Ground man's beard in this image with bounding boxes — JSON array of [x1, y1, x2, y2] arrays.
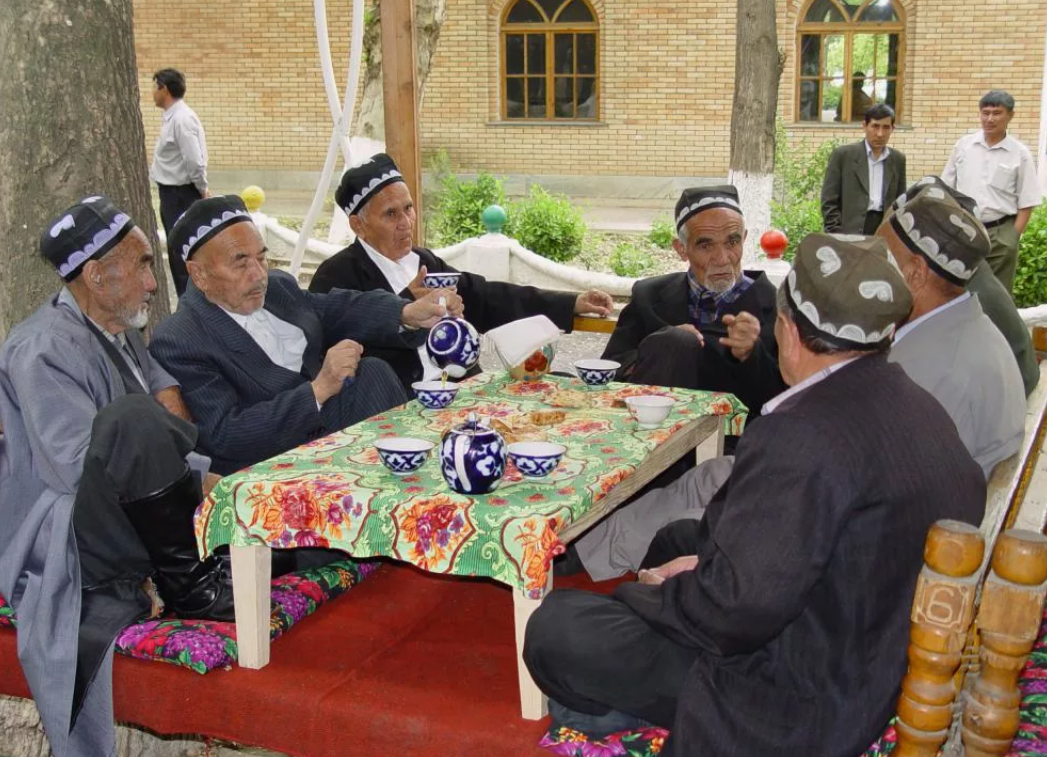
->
[[703, 272, 738, 294], [119, 301, 150, 330]]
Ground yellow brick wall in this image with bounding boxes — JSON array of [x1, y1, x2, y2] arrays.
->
[[132, 0, 1045, 182]]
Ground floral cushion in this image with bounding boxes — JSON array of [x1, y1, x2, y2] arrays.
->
[[0, 560, 379, 675], [536, 717, 901, 756]]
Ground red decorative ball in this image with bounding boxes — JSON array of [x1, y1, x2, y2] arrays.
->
[[760, 229, 789, 259]]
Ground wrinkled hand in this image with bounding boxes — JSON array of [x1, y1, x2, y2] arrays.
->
[[154, 386, 193, 421], [673, 323, 705, 347], [574, 289, 614, 317], [311, 339, 364, 405], [202, 189, 213, 199], [637, 555, 699, 586], [402, 288, 464, 329], [720, 311, 761, 361], [406, 265, 430, 301]]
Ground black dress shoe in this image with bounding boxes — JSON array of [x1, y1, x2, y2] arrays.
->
[[553, 544, 586, 577]]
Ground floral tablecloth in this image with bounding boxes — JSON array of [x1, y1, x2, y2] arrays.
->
[[195, 374, 747, 597]]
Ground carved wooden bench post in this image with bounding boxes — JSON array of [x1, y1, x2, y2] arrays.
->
[[962, 529, 1047, 756], [895, 520, 984, 757]]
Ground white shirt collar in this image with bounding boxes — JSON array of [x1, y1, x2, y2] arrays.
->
[[162, 99, 187, 123], [360, 238, 419, 286], [973, 131, 1015, 151], [893, 292, 971, 344], [865, 140, 890, 164], [762, 356, 863, 416]]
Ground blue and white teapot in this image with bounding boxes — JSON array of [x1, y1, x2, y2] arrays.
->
[[439, 413, 507, 495], [426, 316, 481, 379]]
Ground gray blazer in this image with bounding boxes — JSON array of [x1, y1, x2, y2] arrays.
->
[[889, 293, 1026, 479], [821, 140, 907, 233]]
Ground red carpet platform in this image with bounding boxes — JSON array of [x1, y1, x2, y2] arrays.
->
[[1, 564, 616, 757]]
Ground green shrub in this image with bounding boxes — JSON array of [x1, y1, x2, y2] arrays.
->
[[427, 170, 511, 246], [769, 118, 843, 259], [609, 241, 655, 277], [648, 216, 676, 250], [510, 185, 586, 263], [1013, 202, 1047, 308]]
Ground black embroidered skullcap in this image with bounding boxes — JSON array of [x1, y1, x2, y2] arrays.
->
[[169, 195, 253, 262], [335, 153, 406, 216], [674, 185, 743, 232], [39, 196, 134, 282], [891, 175, 979, 216], [785, 233, 912, 349], [888, 186, 990, 286]]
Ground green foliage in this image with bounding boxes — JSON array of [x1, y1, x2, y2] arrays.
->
[[609, 241, 656, 277], [426, 162, 512, 246], [509, 185, 586, 263], [1013, 203, 1047, 308], [770, 119, 842, 259], [648, 216, 676, 250]]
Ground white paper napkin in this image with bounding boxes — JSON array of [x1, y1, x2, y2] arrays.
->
[[486, 315, 561, 368]]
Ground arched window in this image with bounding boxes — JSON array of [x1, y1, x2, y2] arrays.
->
[[501, 0, 599, 121], [796, 0, 905, 123]]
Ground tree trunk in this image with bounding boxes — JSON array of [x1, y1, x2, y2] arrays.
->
[[728, 0, 782, 266], [0, 0, 170, 341], [353, 0, 447, 141]]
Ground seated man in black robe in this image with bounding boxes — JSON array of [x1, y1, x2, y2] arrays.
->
[[524, 234, 986, 757], [602, 185, 785, 416], [307, 153, 614, 391]]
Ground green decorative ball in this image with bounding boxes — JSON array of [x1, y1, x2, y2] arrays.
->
[[481, 204, 508, 234]]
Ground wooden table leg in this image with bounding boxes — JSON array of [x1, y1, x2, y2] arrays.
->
[[231, 544, 272, 669], [514, 573, 552, 720], [695, 421, 725, 464]]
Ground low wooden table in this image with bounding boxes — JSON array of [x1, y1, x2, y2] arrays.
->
[[195, 373, 746, 719]]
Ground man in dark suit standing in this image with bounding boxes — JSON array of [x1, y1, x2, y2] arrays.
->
[[150, 195, 462, 474], [308, 153, 613, 391], [821, 103, 907, 234]]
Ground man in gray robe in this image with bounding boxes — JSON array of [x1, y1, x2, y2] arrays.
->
[[881, 181, 1026, 479], [0, 197, 216, 757]]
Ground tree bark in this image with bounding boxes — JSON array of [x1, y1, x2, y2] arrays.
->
[[353, 0, 447, 141], [0, 0, 170, 341], [727, 0, 782, 266]]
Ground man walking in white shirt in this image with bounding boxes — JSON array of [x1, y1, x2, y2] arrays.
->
[[943, 90, 1042, 293], [150, 68, 210, 296]]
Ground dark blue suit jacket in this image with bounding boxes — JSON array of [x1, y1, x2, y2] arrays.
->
[[150, 270, 418, 474]]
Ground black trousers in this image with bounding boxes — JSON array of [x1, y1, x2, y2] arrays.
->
[[72, 395, 198, 722], [523, 589, 699, 730], [157, 183, 202, 296]]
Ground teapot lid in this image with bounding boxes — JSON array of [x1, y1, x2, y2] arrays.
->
[[454, 412, 490, 435]]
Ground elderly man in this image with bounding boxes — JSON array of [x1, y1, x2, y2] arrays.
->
[[569, 181, 1026, 582], [524, 234, 985, 757], [879, 181, 1026, 479], [0, 197, 241, 757], [308, 153, 614, 390], [943, 90, 1042, 292], [602, 185, 785, 416], [150, 195, 460, 475], [892, 176, 1039, 396]]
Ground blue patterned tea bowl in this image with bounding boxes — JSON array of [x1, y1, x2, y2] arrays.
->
[[440, 413, 507, 495], [374, 437, 436, 476], [422, 271, 462, 290], [507, 442, 566, 478], [573, 358, 621, 387], [426, 316, 481, 379], [412, 380, 459, 409]]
